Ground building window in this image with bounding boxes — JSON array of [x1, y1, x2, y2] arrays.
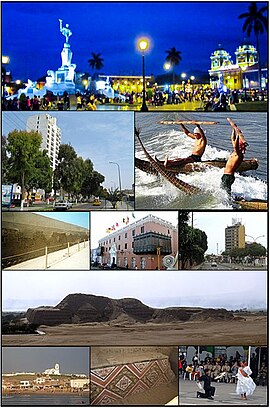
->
[[140, 257, 146, 269], [132, 229, 135, 236], [141, 226, 144, 233], [131, 257, 136, 269], [114, 238, 115, 242], [118, 235, 121, 240], [125, 243, 127, 249], [132, 242, 134, 248], [125, 233, 127, 238], [118, 245, 121, 250]]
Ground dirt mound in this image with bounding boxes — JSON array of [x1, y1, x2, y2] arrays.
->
[[189, 308, 234, 322], [27, 294, 236, 326]]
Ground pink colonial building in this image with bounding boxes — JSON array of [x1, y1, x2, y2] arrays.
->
[[97, 214, 178, 270]]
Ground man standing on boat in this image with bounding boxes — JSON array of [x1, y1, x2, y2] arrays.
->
[[156, 123, 207, 168], [221, 127, 248, 195]]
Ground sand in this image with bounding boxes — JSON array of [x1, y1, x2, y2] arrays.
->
[[2, 315, 266, 346]]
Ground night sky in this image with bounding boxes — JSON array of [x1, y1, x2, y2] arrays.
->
[[2, 1, 268, 82]]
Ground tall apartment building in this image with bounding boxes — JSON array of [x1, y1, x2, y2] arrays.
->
[[96, 214, 178, 270], [225, 218, 245, 252], [27, 114, 61, 171]]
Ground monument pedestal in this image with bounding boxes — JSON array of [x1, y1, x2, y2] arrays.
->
[[45, 43, 76, 95]]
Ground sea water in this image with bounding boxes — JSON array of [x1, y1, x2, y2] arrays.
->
[[135, 112, 267, 209], [2, 394, 89, 406]]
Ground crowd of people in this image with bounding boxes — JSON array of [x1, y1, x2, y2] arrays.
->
[[2, 86, 267, 112], [179, 351, 268, 386]]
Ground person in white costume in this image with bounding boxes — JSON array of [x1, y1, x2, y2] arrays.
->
[[236, 361, 256, 400]]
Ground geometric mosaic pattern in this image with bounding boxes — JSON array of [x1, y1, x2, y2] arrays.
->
[[90, 358, 175, 405]]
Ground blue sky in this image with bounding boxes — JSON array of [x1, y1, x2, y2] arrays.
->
[[35, 212, 90, 229], [3, 111, 134, 189], [2, 2, 268, 81], [192, 212, 268, 254], [2, 347, 89, 374]]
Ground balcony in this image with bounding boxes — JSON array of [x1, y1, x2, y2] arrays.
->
[[133, 232, 172, 255]]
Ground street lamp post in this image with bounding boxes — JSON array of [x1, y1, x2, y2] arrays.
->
[[138, 38, 149, 112], [109, 161, 122, 192], [181, 73, 186, 96], [245, 234, 265, 243]]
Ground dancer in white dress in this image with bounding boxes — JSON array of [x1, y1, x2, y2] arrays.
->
[[236, 361, 256, 400]]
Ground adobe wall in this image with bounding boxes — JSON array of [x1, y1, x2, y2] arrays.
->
[[2, 213, 89, 267]]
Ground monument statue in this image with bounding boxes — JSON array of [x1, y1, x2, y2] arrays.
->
[[59, 19, 72, 44]]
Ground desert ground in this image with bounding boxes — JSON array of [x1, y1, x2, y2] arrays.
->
[[2, 315, 266, 346]]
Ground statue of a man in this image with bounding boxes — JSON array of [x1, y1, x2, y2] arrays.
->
[[59, 19, 72, 44]]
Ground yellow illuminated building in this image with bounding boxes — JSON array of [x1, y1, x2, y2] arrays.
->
[[98, 75, 154, 94], [209, 42, 259, 90]]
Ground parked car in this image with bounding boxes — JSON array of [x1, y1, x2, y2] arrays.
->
[[53, 201, 73, 211], [211, 262, 217, 267]]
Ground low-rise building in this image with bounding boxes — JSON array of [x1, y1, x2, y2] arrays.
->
[[97, 214, 178, 270]]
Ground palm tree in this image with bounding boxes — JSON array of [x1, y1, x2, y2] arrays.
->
[[106, 188, 123, 209], [238, 2, 268, 90], [165, 47, 182, 85], [88, 52, 104, 79]]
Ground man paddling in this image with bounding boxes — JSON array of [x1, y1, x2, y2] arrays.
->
[[156, 123, 207, 168], [221, 127, 248, 195]]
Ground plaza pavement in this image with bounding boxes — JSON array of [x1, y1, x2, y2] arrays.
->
[[179, 379, 267, 406], [5, 241, 90, 270]]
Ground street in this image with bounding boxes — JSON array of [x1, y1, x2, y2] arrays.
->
[[179, 379, 267, 406], [194, 262, 267, 271], [2, 199, 134, 212]]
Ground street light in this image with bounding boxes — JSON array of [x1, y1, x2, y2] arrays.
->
[[164, 62, 171, 71], [138, 38, 149, 112], [181, 73, 186, 94], [2, 56, 10, 64], [245, 234, 265, 243], [109, 161, 122, 192]]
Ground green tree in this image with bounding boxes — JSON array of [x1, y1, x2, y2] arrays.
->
[[6, 130, 45, 208], [106, 188, 123, 209], [81, 158, 105, 197], [238, 2, 268, 90], [179, 211, 208, 269], [53, 144, 79, 198], [54, 145, 105, 199], [2, 136, 9, 184], [26, 150, 53, 197], [165, 47, 182, 85]]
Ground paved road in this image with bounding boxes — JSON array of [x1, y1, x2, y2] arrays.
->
[[3, 200, 134, 212], [179, 379, 267, 406], [194, 262, 266, 271]]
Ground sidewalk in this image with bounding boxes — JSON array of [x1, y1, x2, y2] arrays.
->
[[5, 242, 90, 270]]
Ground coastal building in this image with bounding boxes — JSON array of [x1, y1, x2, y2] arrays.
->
[[43, 363, 60, 375], [70, 379, 89, 389], [96, 214, 178, 270], [27, 114, 61, 171], [225, 218, 245, 252], [209, 42, 267, 90]]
